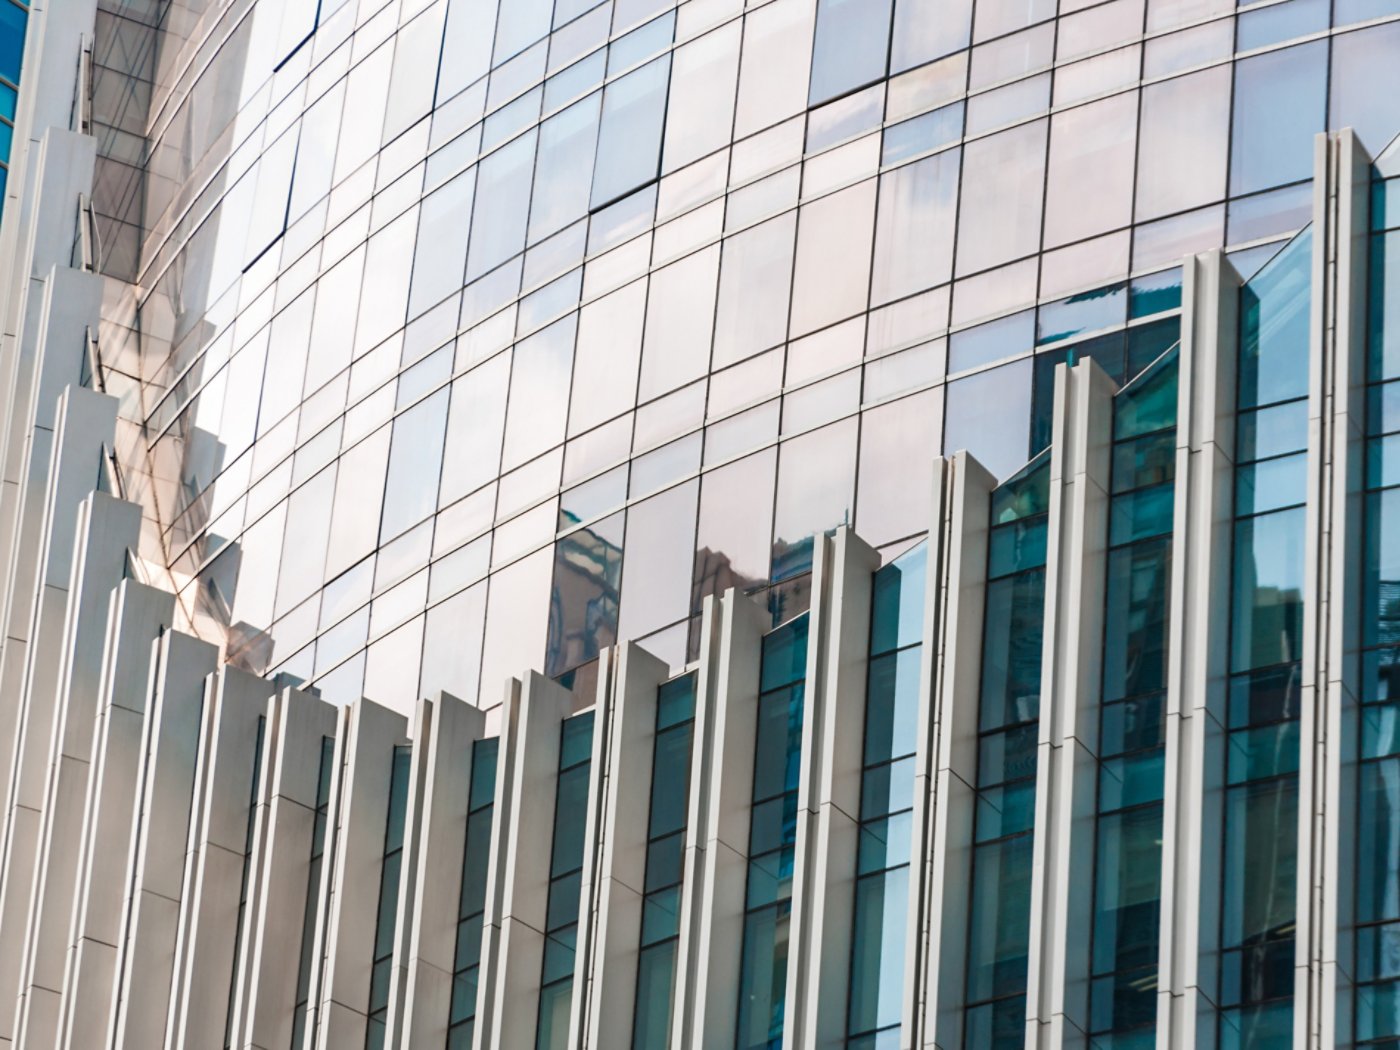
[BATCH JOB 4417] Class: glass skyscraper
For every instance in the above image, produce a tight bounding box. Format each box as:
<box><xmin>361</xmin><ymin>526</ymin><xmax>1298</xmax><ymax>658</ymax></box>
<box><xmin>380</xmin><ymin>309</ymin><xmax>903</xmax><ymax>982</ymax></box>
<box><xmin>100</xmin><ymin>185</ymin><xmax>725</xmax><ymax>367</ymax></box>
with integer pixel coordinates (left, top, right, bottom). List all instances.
<box><xmin>0</xmin><ymin>0</ymin><xmax>1396</xmax><ymax>1048</ymax></box>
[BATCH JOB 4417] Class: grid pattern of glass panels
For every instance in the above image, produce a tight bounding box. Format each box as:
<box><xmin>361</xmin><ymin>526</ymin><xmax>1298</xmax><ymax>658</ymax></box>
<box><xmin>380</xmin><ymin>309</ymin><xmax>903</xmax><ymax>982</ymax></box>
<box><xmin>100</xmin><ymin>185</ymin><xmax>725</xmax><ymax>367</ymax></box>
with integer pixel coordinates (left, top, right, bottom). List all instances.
<box><xmin>737</xmin><ymin>613</ymin><xmax>809</xmax><ymax>1050</ymax></box>
<box><xmin>1088</xmin><ymin>348</ymin><xmax>1177</xmax><ymax>1048</ymax></box>
<box><xmin>845</xmin><ymin>542</ymin><xmax>925</xmax><ymax>1048</ymax></box>
<box><xmin>1218</xmin><ymin>229</ymin><xmax>1311</xmax><ymax>1049</ymax></box>
<box><xmin>367</xmin><ymin>745</ymin><xmax>413</xmax><ymax>1049</ymax></box>
<box><xmin>448</xmin><ymin>736</ymin><xmax>500</xmax><ymax>1050</ymax></box>
<box><xmin>99</xmin><ymin>0</ymin><xmax>1400</xmax><ymax>718</ymax></box>
<box><xmin>292</xmin><ymin>736</ymin><xmax>337</xmax><ymax>1048</ymax></box>
<box><xmin>963</xmin><ymin>453</ymin><xmax>1049</xmax><ymax>1047</ymax></box>
<box><xmin>537</xmin><ymin>710</ymin><xmax>596</xmax><ymax>1050</ymax></box>
<box><xmin>631</xmin><ymin>672</ymin><xmax>697</xmax><ymax>1050</ymax></box>
<box><xmin>1355</xmin><ymin>165</ymin><xmax>1400</xmax><ymax>1046</ymax></box>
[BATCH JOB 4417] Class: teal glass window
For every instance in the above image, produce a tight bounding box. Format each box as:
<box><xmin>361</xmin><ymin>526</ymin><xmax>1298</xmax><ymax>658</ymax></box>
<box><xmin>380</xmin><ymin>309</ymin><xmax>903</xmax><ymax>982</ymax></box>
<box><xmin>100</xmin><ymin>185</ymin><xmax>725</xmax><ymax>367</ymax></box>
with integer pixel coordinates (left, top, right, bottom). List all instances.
<box><xmin>964</xmin><ymin>454</ymin><xmax>1050</xmax><ymax>1047</ymax></box>
<box><xmin>1090</xmin><ymin>347</ymin><xmax>1177</xmax><ymax>1047</ymax></box>
<box><xmin>1357</xmin><ymin>171</ymin><xmax>1400</xmax><ymax>1044</ymax></box>
<box><xmin>736</xmin><ymin>615</ymin><xmax>809</xmax><ymax>1050</ymax></box>
<box><xmin>632</xmin><ymin>673</ymin><xmax>698</xmax><ymax>1050</ymax></box>
<box><xmin>1220</xmin><ymin>227</ymin><xmax>1312</xmax><ymax>1048</ymax></box>
<box><xmin>367</xmin><ymin>746</ymin><xmax>413</xmax><ymax>1050</ymax></box>
<box><xmin>846</xmin><ymin>542</ymin><xmax>927</xmax><ymax>1046</ymax></box>
<box><xmin>292</xmin><ymin>736</ymin><xmax>336</xmax><ymax>1050</ymax></box>
<box><xmin>448</xmin><ymin>737</ymin><xmax>500</xmax><ymax>1050</ymax></box>
<box><xmin>537</xmin><ymin>711</ymin><xmax>596</xmax><ymax>1050</ymax></box>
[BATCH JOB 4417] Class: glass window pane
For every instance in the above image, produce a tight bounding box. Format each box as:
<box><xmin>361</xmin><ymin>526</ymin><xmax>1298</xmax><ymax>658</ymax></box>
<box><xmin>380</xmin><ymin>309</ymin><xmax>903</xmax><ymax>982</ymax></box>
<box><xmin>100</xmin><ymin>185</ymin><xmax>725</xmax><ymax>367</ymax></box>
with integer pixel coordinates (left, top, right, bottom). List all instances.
<box><xmin>955</xmin><ymin>120</ymin><xmax>1048</xmax><ymax>277</ymax></box>
<box><xmin>1136</xmin><ymin>66</ymin><xmax>1230</xmax><ymax>221</ymax></box>
<box><xmin>592</xmin><ymin>57</ymin><xmax>671</xmax><ymax>208</ymax></box>
<box><xmin>809</xmin><ymin>0</ymin><xmax>893</xmax><ymax>104</ymax></box>
<box><xmin>734</xmin><ymin>0</ymin><xmax>816</xmax><ymax>138</ymax></box>
<box><xmin>1229</xmin><ymin>43</ymin><xmax>1327</xmax><ymax>197</ymax></box>
<box><xmin>871</xmin><ymin>150</ymin><xmax>959</xmax><ymax>307</ymax></box>
<box><xmin>1044</xmin><ymin>92</ymin><xmax>1137</xmax><ymax>248</ymax></box>
<box><xmin>663</xmin><ymin>24</ymin><xmax>741</xmax><ymax>173</ymax></box>
<box><xmin>713</xmin><ymin>213</ymin><xmax>797</xmax><ymax>368</ymax></box>
<box><xmin>944</xmin><ymin>358</ymin><xmax>1034</xmax><ymax>481</ymax></box>
<box><xmin>502</xmin><ymin>315</ymin><xmax>578</xmax><ymax>470</ymax></box>
<box><xmin>467</xmin><ymin>130</ymin><xmax>538</xmax><ymax>281</ymax></box>
<box><xmin>790</xmin><ymin>181</ymin><xmax>876</xmax><ymax>337</ymax></box>
<box><xmin>530</xmin><ymin>94</ymin><xmax>602</xmax><ymax>244</ymax></box>
<box><xmin>640</xmin><ymin>245</ymin><xmax>719</xmax><ymax>400</ymax></box>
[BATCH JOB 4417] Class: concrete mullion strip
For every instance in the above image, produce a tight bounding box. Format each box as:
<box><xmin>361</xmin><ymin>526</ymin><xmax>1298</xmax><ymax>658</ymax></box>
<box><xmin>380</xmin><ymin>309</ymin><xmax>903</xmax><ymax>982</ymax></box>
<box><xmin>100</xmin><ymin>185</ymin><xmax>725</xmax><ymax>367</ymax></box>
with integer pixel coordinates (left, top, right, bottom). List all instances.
<box><xmin>1300</xmin><ymin>128</ymin><xmax>1371</xmax><ymax>1049</ymax></box>
<box><xmin>1025</xmin><ymin>358</ymin><xmax>1117</xmax><ymax>1050</ymax></box>
<box><xmin>583</xmin><ymin>642</ymin><xmax>669</xmax><ymax>1050</ymax></box>
<box><xmin>1290</xmin><ymin>132</ymin><xmax>1333</xmax><ymax>1050</ymax></box>
<box><xmin>475</xmin><ymin>677</ymin><xmax>523</xmax><ymax>1050</ymax></box>
<box><xmin>12</xmin><ymin>490</ymin><xmax>138</xmax><ymax>1050</ymax></box>
<box><xmin>166</xmin><ymin>666</ymin><xmax>276</xmax><ymax>1050</ymax></box>
<box><xmin>568</xmin><ymin>649</ymin><xmax>613</xmax><ymax>1048</ymax></box>
<box><xmin>0</xmin><ymin>137</ymin><xmax>103</xmax><ymax>858</ymax></box>
<box><xmin>393</xmin><ymin>691</ymin><xmax>487</xmax><ymax>1049</ymax></box>
<box><xmin>228</xmin><ymin>684</ymin><xmax>337</xmax><ymax>1050</ymax></box>
<box><xmin>383</xmin><ymin>696</ymin><xmax>436</xmax><ymax>1050</ymax></box>
<box><xmin>669</xmin><ymin>594</ymin><xmax>721</xmax><ymax>1048</ymax></box>
<box><xmin>311</xmin><ymin>698</ymin><xmax>410</xmax><ymax>1050</ymax></box>
<box><xmin>56</xmin><ymin>581</ymin><xmax>173</xmax><ymax>1050</ymax></box>
<box><xmin>485</xmin><ymin>670</ymin><xmax>579</xmax><ymax>1050</ymax></box>
<box><xmin>1157</xmin><ymin>248</ymin><xmax>1239</xmax><ymax>1050</ymax></box>
<box><xmin>0</xmin><ymin>384</ymin><xmax>116</xmax><ymax>1047</ymax></box>
<box><xmin>922</xmin><ymin>451</ymin><xmax>996</xmax><ymax>1050</ymax></box>
<box><xmin>686</xmin><ymin>588</ymin><xmax>768</xmax><ymax>1050</ymax></box>
<box><xmin>903</xmin><ymin>457</ymin><xmax>951</xmax><ymax>1050</ymax></box>
<box><xmin>0</xmin><ymin>134</ymin><xmax>102</xmax><ymax>810</ymax></box>
<box><xmin>795</xmin><ymin>527</ymin><xmax>880</xmax><ymax>1048</ymax></box>
<box><xmin>107</xmin><ymin>629</ymin><xmax>219</xmax><ymax>1050</ymax></box>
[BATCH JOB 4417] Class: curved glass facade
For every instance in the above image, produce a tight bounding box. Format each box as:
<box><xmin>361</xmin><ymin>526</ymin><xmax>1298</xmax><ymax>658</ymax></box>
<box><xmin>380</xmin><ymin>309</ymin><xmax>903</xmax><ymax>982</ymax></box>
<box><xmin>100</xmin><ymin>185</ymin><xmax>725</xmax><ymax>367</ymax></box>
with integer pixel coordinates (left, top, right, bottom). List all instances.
<box><xmin>75</xmin><ymin>0</ymin><xmax>1400</xmax><ymax>716</ymax></box>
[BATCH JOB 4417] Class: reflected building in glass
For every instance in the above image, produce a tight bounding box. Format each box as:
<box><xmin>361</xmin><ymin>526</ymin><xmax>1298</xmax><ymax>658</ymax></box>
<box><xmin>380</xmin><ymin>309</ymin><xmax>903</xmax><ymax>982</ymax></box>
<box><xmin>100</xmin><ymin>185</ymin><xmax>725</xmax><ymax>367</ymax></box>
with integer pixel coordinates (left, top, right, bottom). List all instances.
<box><xmin>0</xmin><ymin>0</ymin><xmax>1398</xmax><ymax>1047</ymax></box>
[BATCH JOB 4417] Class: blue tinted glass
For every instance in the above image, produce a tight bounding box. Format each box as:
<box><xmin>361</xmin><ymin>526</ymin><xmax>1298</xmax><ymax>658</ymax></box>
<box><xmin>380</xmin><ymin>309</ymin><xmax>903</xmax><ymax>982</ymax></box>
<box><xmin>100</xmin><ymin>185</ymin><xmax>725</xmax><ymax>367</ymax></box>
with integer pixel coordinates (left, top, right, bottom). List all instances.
<box><xmin>980</xmin><ymin>571</ymin><xmax>1045</xmax><ymax>731</ymax></box>
<box><xmin>761</xmin><ymin>615</ymin><xmax>811</xmax><ymax>693</ymax></box>
<box><xmin>966</xmin><ymin>835</ymin><xmax>1034</xmax><ymax>1002</ymax></box>
<box><xmin>1036</xmin><ymin>283</ymin><xmax>1127</xmax><ymax>346</ymax></box>
<box><xmin>591</xmin><ymin>56</ymin><xmax>670</xmax><ymax>208</ymax></box>
<box><xmin>1229</xmin><ymin>43</ymin><xmax>1326</xmax><ymax>197</ymax></box>
<box><xmin>950</xmin><ymin>311</ymin><xmax>1034</xmax><ymax>373</ymax></box>
<box><xmin>1114</xmin><ymin>349</ymin><xmax>1179</xmax><ymax>440</ymax></box>
<box><xmin>809</xmin><ymin>0</ymin><xmax>893</xmax><ymax>104</ymax></box>
<box><xmin>1229</xmin><ymin>509</ymin><xmax>1306</xmax><ymax>674</ymax></box>
<box><xmin>870</xmin><ymin>542</ymin><xmax>928</xmax><ymax>655</ymax></box>
<box><xmin>881</xmin><ymin>104</ymin><xmax>963</xmax><ymax>165</ymax></box>
<box><xmin>1373</xmin><ymin>230</ymin><xmax>1400</xmax><ymax>382</ymax></box>
<box><xmin>0</xmin><ymin>1</ymin><xmax>24</xmax><ymax>85</ymax></box>
<box><xmin>1238</xmin><ymin>228</ymin><xmax>1313</xmax><ymax>409</ymax></box>
<box><xmin>1129</xmin><ymin>269</ymin><xmax>1183</xmax><ymax>319</ymax></box>
<box><xmin>847</xmin><ymin>866</ymin><xmax>911</xmax><ymax>1036</ymax></box>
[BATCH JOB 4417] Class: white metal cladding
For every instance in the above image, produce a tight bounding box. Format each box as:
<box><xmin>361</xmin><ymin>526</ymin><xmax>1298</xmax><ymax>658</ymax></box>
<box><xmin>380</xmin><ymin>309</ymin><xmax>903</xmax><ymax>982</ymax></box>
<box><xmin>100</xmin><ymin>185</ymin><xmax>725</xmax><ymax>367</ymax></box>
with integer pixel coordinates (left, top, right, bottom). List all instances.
<box><xmin>0</xmin><ymin>129</ymin><xmax>1389</xmax><ymax>1050</ymax></box>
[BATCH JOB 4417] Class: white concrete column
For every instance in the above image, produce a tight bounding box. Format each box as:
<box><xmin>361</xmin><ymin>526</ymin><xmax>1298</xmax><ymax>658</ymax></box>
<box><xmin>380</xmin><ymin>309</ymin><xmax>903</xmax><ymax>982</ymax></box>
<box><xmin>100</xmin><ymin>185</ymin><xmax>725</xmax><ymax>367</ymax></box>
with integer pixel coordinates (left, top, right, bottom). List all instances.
<box><xmin>1158</xmin><ymin>248</ymin><xmax>1239</xmax><ymax>1050</ymax></box>
<box><xmin>484</xmin><ymin>670</ymin><xmax>586</xmax><ymax>1050</ymax></box>
<box><xmin>11</xmin><ymin>490</ymin><xmax>141</xmax><ymax>1050</ymax></box>
<box><xmin>107</xmin><ymin>629</ymin><xmax>219</xmax><ymax>1050</ymax></box>
<box><xmin>165</xmin><ymin>666</ymin><xmax>276</xmax><ymax>1050</ymax></box>
<box><xmin>669</xmin><ymin>594</ymin><xmax>721</xmax><ymax>1048</ymax></box>
<box><xmin>56</xmin><ymin>581</ymin><xmax>174</xmax><ymax>1050</ymax></box>
<box><xmin>0</xmin><ymin>384</ymin><xmax>117</xmax><ymax>1047</ymax></box>
<box><xmin>309</xmin><ymin>697</ymin><xmax>410</xmax><ymax>1050</ymax></box>
<box><xmin>475</xmin><ymin>678</ymin><xmax>522</xmax><ymax>1050</ymax></box>
<box><xmin>1297</xmin><ymin>128</ymin><xmax>1371</xmax><ymax>1049</ymax></box>
<box><xmin>1026</xmin><ymin>358</ymin><xmax>1117</xmax><ymax>1050</ymax></box>
<box><xmin>796</xmin><ymin>527</ymin><xmax>880</xmax><ymax>1050</ymax></box>
<box><xmin>568</xmin><ymin>652</ymin><xmax>612</xmax><ymax>1048</ymax></box>
<box><xmin>389</xmin><ymin>691</ymin><xmax>488</xmax><ymax>1050</ymax></box>
<box><xmin>228</xmin><ymin>684</ymin><xmax>338</xmax><ymax>1050</ymax></box>
<box><xmin>684</xmin><ymin>588</ymin><xmax>769</xmax><ymax>1050</ymax></box>
<box><xmin>921</xmin><ymin>453</ymin><xmax>997</xmax><ymax>1050</ymax></box>
<box><xmin>583</xmin><ymin>642</ymin><xmax>670</xmax><ymax>1050</ymax></box>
